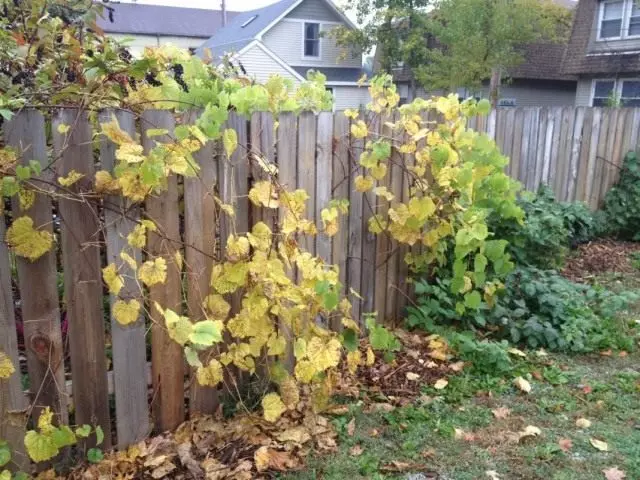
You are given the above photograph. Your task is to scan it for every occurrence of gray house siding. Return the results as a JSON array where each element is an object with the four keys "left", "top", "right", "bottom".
[
  {"left": 263, "top": 20, "right": 361, "bottom": 68},
  {"left": 286, "top": 0, "right": 343, "bottom": 22},
  {"left": 480, "top": 80, "right": 577, "bottom": 107}
]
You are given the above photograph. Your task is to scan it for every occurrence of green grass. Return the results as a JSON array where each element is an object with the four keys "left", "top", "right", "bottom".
[{"left": 284, "top": 270, "right": 640, "bottom": 480}]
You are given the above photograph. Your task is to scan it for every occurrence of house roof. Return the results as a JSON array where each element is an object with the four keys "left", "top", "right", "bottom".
[
  {"left": 96, "top": 3, "right": 239, "bottom": 38},
  {"left": 562, "top": 0, "right": 640, "bottom": 75},
  {"left": 509, "top": 43, "right": 576, "bottom": 81},
  {"left": 198, "top": 0, "right": 299, "bottom": 55}
]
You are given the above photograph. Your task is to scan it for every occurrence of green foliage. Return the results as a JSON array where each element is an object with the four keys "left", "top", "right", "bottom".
[
  {"left": 489, "top": 186, "right": 595, "bottom": 269},
  {"left": 365, "top": 315, "right": 401, "bottom": 362},
  {"left": 417, "top": 0, "right": 572, "bottom": 94},
  {"left": 599, "top": 151, "right": 640, "bottom": 240}
]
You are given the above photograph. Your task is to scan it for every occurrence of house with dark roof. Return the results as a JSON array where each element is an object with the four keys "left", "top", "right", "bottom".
[
  {"left": 564, "top": 0, "right": 640, "bottom": 106},
  {"left": 97, "top": 3, "right": 239, "bottom": 57},
  {"left": 382, "top": 0, "right": 579, "bottom": 107},
  {"left": 197, "top": 0, "right": 370, "bottom": 110}
]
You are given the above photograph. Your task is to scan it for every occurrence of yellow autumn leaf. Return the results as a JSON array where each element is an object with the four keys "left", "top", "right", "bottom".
[
  {"left": 279, "top": 376, "right": 300, "bottom": 408},
  {"left": 116, "top": 143, "right": 145, "bottom": 164},
  {"left": 346, "top": 350, "right": 361, "bottom": 374},
  {"left": 0, "top": 351, "right": 16, "bottom": 379},
  {"left": 247, "top": 222, "right": 272, "bottom": 251},
  {"left": 344, "top": 109, "right": 359, "bottom": 120},
  {"left": 365, "top": 347, "right": 375, "bottom": 366},
  {"left": 203, "top": 294, "right": 231, "bottom": 319},
  {"left": 101, "top": 116, "right": 135, "bottom": 145},
  {"left": 226, "top": 235, "right": 250, "bottom": 261},
  {"left": 262, "top": 392, "right": 286, "bottom": 422},
  {"left": 95, "top": 170, "right": 120, "bottom": 194},
  {"left": 354, "top": 175, "right": 374, "bottom": 193},
  {"left": 351, "top": 120, "right": 368, "bottom": 139},
  {"left": 18, "top": 188, "right": 35, "bottom": 210},
  {"left": 196, "top": 359, "right": 223, "bottom": 387},
  {"left": 120, "top": 251, "right": 138, "bottom": 271},
  {"left": 514, "top": 376, "right": 531, "bottom": 393},
  {"left": 138, "top": 257, "right": 167, "bottom": 286},
  {"left": 113, "top": 299, "right": 141, "bottom": 326},
  {"left": 6, "top": 216, "right": 54, "bottom": 262},
  {"left": 56, "top": 123, "right": 70, "bottom": 134},
  {"left": 589, "top": 438, "right": 608, "bottom": 452},
  {"left": 127, "top": 224, "right": 147, "bottom": 249},
  {"left": 223, "top": 129, "right": 238, "bottom": 158},
  {"left": 163, "top": 308, "right": 193, "bottom": 346},
  {"left": 58, "top": 170, "right": 84, "bottom": 187},
  {"left": 575, "top": 418, "right": 592, "bottom": 429},
  {"left": 434, "top": 378, "right": 448, "bottom": 390},
  {"left": 102, "top": 263, "right": 124, "bottom": 295},
  {"left": 249, "top": 181, "right": 279, "bottom": 209},
  {"left": 374, "top": 186, "right": 394, "bottom": 201}
]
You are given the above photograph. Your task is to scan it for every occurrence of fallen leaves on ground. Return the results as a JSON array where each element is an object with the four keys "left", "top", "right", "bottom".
[
  {"left": 576, "top": 418, "right": 592, "bottom": 428},
  {"left": 514, "top": 376, "right": 532, "bottom": 393},
  {"left": 562, "top": 239, "right": 640, "bottom": 282},
  {"left": 590, "top": 438, "right": 609, "bottom": 452},
  {"left": 558, "top": 438, "right": 573, "bottom": 452},
  {"left": 491, "top": 407, "right": 511, "bottom": 419},
  {"left": 602, "top": 467, "right": 626, "bottom": 480}
]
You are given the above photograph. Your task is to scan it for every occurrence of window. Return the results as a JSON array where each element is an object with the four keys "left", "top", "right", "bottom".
[
  {"left": 593, "top": 79, "right": 616, "bottom": 106},
  {"left": 592, "top": 78, "right": 640, "bottom": 106},
  {"left": 598, "top": 0, "right": 640, "bottom": 40},
  {"left": 621, "top": 79, "right": 640, "bottom": 106},
  {"left": 600, "top": 0, "right": 624, "bottom": 39},
  {"left": 304, "top": 22, "right": 320, "bottom": 57}
]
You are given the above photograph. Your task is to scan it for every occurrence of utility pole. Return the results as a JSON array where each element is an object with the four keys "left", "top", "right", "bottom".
[{"left": 221, "top": 0, "right": 227, "bottom": 26}]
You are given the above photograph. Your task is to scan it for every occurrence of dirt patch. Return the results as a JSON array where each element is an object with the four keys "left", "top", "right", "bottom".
[{"left": 562, "top": 239, "right": 640, "bottom": 283}]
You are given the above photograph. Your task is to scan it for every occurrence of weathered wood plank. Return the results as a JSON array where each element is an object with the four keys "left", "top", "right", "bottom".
[
  {"left": 510, "top": 108, "right": 524, "bottom": 180},
  {"left": 99, "top": 109, "right": 150, "bottom": 448},
  {"left": 141, "top": 110, "right": 185, "bottom": 433},
  {"left": 583, "top": 108, "right": 602, "bottom": 207},
  {"left": 4, "top": 110, "right": 67, "bottom": 426},
  {"left": 53, "top": 109, "right": 111, "bottom": 447},
  {"left": 348, "top": 119, "right": 364, "bottom": 324},
  {"left": 331, "top": 112, "right": 350, "bottom": 331},
  {"left": 600, "top": 109, "right": 622, "bottom": 204},
  {"left": 297, "top": 112, "right": 317, "bottom": 256},
  {"left": 554, "top": 107, "right": 574, "bottom": 199},
  {"left": 607, "top": 108, "right": 626, "bottom": 192},
  {"left": 519, "top": 107, "right": 533, "bottom": 187},
  {"left": 316, "top": 112, "right": 333, "bottom": 265},
  {"left": 0, "top": 210, "right": 29, "bottom": 470},
  {"left": 183, "top": 109, "right": 219, "bottom": 415},
  {"left": 566, "top": 107, "right": 585, "bottom": 201},
  {"left": 574, "top": 108, "right": 594, "bottom": 203},
  {"left": 541, "top": 108, "right": 555, "bottom": 185},
  {"left": 360, "top": 114, "right": 378, "bottom": 318},
  {"left": 591, "top": 109, "right": 611, "bottom": 209},
  {"left": 533, "top": 107, "right": 548, "bottom": 190},
  {"left": 276, "top": 112, "right": 297, "bottom": 369}
]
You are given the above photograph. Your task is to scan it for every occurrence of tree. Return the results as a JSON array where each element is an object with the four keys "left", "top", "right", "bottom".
[
  {"left": 332, "top": 0, "right": 431, "bottom": 100},
  {"left": 416, "top": 0, "right": 572, "bottom": 106}
]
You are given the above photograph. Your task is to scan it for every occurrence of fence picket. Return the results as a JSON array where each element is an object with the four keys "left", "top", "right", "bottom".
[
  {"left": 141, "top": 110, "right": 185, "bottom": 433},
  {"left": 298, "top": 112, "right": 317, "bottom": 256},
  {"left": 53, "top": 109, "right": 111, "bottom": 447},
  {"left": 100, "top": 109, "right": 150, "bottom": 448},
  {"left": 316, "top": 112, "right": 333, "bottom": 265},
  {"left": 348, "top": 120, "right": 364, "bottom": 323}
]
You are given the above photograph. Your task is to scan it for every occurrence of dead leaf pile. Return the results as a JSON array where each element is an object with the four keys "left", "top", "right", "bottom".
[
  {"left": 70, "top": 411, "right": 337, "bottom": 480},
  {"left": 562, "top": 239, "right": 640, "bottom": 282}
]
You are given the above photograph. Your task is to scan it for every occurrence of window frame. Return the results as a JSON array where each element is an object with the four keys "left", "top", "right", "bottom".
[
  {"left": 597, "top": 0, "right": 640, "bottom": 41},
  {"left": 590, "top": 77, "right": 640, "bottom": 106},
  {"left": 302, "top": 22, "right": 321, "bottom": 59}
]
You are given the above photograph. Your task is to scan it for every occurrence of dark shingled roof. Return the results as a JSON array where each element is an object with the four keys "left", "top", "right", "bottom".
[
  {"left": 509, "top": 43, "right": 576, "bottom": 81},
  {"left": 562, "top": 0, "right": 640, "bottom": 75},
  {"left": 97, "top": 3, "right": 239, "bottom": 38}
]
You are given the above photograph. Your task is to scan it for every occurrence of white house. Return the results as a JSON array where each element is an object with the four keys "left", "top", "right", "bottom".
[{"left": 197, "top": 0, "right": 371, "bottom": 110}]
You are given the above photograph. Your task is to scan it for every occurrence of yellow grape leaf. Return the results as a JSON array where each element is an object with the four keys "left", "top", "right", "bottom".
[
  {"left": 138, "top": 257, "right": 167, "bottom": 286},
  {"left": 120, "top": 251, "right": 138, "bottom": 271},
  {"left": 351, "top": 120, "right": 368, "bottom": 139},
  {"left": 101, "top": 116, "right": 134, "bottom": 145},
  {"left": 18, "top": 188, "right": 35, "bottom": 210},
  {"left": 174, "top": 250, "right": 183, "bottom": 270},
  {"left": 374, "top": 186, "right": 394, "bottom": 201},
  {"left": 514, "top": 376, "right": 531, "bottom": 393},
  {"left": 247, "top": 222, "right": 272, "bottom": 251},
  {"left": 434, "top": 378, "right": 448, "bottom": 390},
  {"left": 508, "top": 348, "right": 527, "bottom": 358},
  {"left": 354, "top": 175, "right": 374, "bottom": 193},
  {"left": 127, "top": 224, "right": 147, "bottom": 249},
  {"left": 262, "top": 392, "right": 286, "bottom": 422},
  {"left": 344, "top": 109, "right": 359, "bottom": 120},
  {"left": 196, "top": 359, "right": 223, "bottom": 387},
  {"left": 366, "top": 347, "right": 375, "bottom": 366},
  {"left": 0, "top": 351, "right": 16, "bottom": 379},
  {"left": 37, "top": 407, "right": 54, "bottom": 433},
  {"left": 279, "top": 376, "right": 300, "bottom": 408},
  {"left": 58, "top": 170, "right": 84, "bottom": 187},
  {"left": 223, "top": 129, "right": 238, "bottom": 158},
  {"left": 163, "top": 308, "right": 193, "bottom": 346},
  {"left": 226, "top": 235, "right": 250, "bottom": 261},
  {"left": 95, "top": 170, "right": 120, "bottom": 194},
  {"left": 24, "top": 431, "right": 58, "bottom": 463},
  {"left": 370, "top": 163, "right": 387, "bottom": 180},
  {"left": 56, "top": 123, "right": 70, "bottom": 134},
  {"left": 248, "top": 181, "right": 279, "bottom": 209},
  {"left": 576, "top": 418, "right": 592, "bottom": 429},
  {"left": 6, "top": 216, "right": 54, "bottom": 262},
  {"left": 102, "top": 263, "right": 124, "bottom": 295},
  {"left": 321, "top": 207, "right": 339, "bottom": 236},
  {"left": 204, "top": 294, "right": 231, "bottom": 319},
  {"left": 113, "top": 299, "right": 141, "bottom": 326},
  {"left": 116, "top": 143, "right": 145, "bottom": 164},
  {"left": 347, "top": 350, "right": 361, "bottom": 374},
  {"left": 589, "top": 438, "right": 608, "bottom": 452}
]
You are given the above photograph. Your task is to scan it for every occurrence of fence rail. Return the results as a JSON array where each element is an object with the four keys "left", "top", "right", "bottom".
[{"left": 0, "top": 106, "right": 638, "bottom": 464}]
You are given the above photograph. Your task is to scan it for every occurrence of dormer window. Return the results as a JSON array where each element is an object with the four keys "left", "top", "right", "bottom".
[
  {"left": 304, "top": 22, "right": 320, "bottom": 58},
  {"left": 598, "top": 0, "right": 640, "bottom": 40}
]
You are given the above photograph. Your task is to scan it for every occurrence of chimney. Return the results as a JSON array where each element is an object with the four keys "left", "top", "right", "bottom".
[{"left": 221, "top": 0, "right": 227, "bottom": 26}]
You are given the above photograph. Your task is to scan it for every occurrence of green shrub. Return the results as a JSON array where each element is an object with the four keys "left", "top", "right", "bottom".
[
  {"left": 600, "top": 151, "right": 640, "bottom": 240},
  {"left": 408, "top": 266, "right": 637, "bottom": 353},
  {"left": 488, "top": 185, "right": 595, "bottom": 268}
]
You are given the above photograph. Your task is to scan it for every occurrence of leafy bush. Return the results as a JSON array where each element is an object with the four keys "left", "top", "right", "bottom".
[
  {"left": 408, "top": 266, "right": 637, "bottom": 353},
  {"left": 599, "top": 151, "right": 640, "bottom": 240},
  {"left": 489, "top": 185, "right": 595, "bottom": 269}
]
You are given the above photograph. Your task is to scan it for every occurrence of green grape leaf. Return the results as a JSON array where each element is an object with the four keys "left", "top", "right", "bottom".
[
  {"left": 51, "top": 425, "right": 76, "bottom": 448},
  {"left": 24, "top": 431, "right": 59, "bottom": 462},
  {"left": 0, "top": 441, "right": 10, "bottom": 467},
  {"left": 464, "top": 291, "right": 482, "bottom": 310},
  {"left": 95, "top": 426, "right": 104, "bottom": 446},
  {"left": 184, "top": 346, "right": 203, "bottom": 368},
  {"left": 189, "top": 320, "right": 223, "bottom": 347},
  {"left": 87, "top": 448, "right": 104, "bottom": 464},
  {"left": 75, "top": 425, "right": 92, "bottom": 438},
  {"left": 341, "top": 328, "right": 359, "bottom": 353}
]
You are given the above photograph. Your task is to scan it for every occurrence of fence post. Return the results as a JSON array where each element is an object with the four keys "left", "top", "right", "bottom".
[
  {"left": 99, "top": 109, "right": 150, "bottom": 448},
  {"left": 0, "top": 210, "right": 29, "bottom": 471},
  {"left": 5, "top": 110, "right": 67, "bottom": 426},
  {"left": 53, "top": 109, "right": 111, "bottom": 448}
]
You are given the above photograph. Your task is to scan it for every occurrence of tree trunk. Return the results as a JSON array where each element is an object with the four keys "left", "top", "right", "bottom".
[{"left": 489, "top": 68, "right": 501, "bottom": 108}]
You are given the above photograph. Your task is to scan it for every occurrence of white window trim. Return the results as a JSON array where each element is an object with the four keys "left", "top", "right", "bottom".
[
  {"left": 596, "top": 0, "right": 640, "bottom": 41},
  {"left": 302, "top": 21, "right": 322, "bottom": 60},
  {"left": 590, "top": 77, "right": 640, "bottom": 106}
]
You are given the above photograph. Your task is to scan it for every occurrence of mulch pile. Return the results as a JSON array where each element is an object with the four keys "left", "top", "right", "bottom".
[{"left": 562, "top": 239, "right": 640, "bottom": 283}]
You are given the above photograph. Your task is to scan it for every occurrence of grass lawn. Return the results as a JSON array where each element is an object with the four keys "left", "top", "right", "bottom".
[{"left": 285, "top": 272, "right": 640, "bottom": 480}]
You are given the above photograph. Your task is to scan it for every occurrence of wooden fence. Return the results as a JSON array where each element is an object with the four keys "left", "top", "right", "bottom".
[
  {"left": 470, "top": 107, "right": 640, "bottom": 209},
  {"left": 0, "top": 106, "right": 638, "bottom": 467}
]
